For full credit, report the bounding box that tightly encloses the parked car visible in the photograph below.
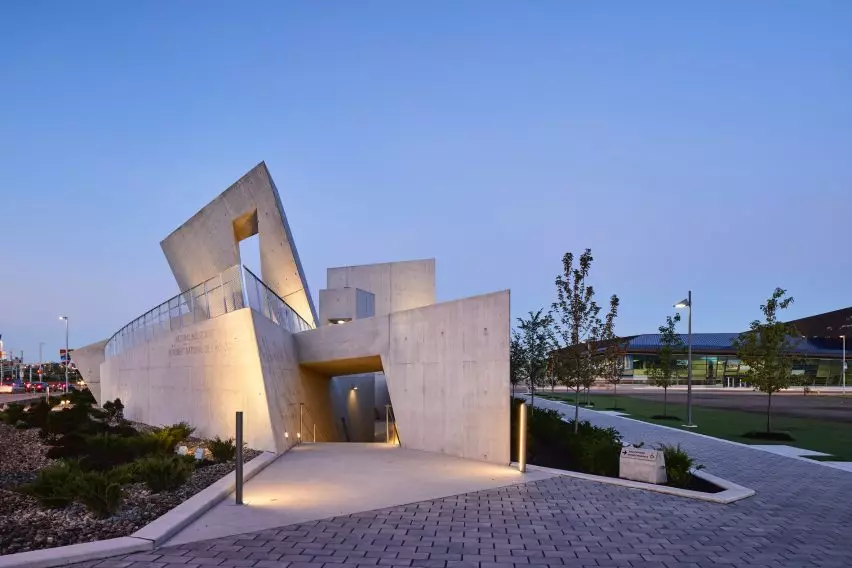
[0,381,25,394]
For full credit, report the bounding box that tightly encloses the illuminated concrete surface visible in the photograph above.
[80,163,511,463]
[165,443,555,546]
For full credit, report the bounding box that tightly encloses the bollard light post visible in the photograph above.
[235,411,244,505]
[518,402,528,473]
[385,404,391,443]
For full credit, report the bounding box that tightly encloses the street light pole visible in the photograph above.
[674,291,695,427]
[687,290,693,425]
[59,316,69,393]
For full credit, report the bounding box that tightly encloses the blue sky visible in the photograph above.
[1,1,850,363]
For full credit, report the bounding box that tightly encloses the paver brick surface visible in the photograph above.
[69,400,852,567]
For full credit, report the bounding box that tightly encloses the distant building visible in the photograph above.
[621,331,846,387]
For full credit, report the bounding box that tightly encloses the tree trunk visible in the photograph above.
[663,387,668,417]
[530,382,535,414]
[511,383,515,400]
[574,385,581,433]
[613,382,618,410]
[766,391,772,433]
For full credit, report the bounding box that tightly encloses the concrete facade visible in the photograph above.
[80,163,510,464]
[327,259,436,317]
[71,339,107,402]
[295,291,511,463]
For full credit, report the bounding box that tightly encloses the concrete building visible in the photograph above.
[75,163,510,464]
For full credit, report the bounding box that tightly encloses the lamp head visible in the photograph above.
[674,299,690,309]
[58,315,68,321]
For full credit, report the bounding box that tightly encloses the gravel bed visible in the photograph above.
[0,423,261,555]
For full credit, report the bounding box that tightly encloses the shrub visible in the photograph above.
[660,443,703,488]
[46,433,89,460]
[510,398,622,477]
[101,399,125,423]
[40,404,98,440]
[69,388,97,407]
[76,468,131,518]
[166,421,196,441]
[143,422,196,455]
[207,437,237,462]
[82,433,145,470]
[18,462,81,508]
[22,399,52,429]
[135,455,195,492]
[0,403,25,425]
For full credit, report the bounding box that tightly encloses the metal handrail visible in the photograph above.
[105,265,243,359]
[242,266,312,333]
[298,402,320,442]
[105,264,313,359]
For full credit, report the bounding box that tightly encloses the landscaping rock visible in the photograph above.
[0,422,261,555]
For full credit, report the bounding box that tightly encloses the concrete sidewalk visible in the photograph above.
[165,443,555,546]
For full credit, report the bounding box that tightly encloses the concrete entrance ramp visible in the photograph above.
[166,443,555,546]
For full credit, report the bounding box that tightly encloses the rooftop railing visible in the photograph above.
[105,265,312,359]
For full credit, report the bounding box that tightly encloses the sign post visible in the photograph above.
[235,411,244,505]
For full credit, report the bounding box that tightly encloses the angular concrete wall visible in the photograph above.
[72,339,107,404]
[251,311,337,445]
[326,259,436,317]
[383,291,510,464]
[160,162,317,327]
[295,290,511,464]
[100,308,335,452]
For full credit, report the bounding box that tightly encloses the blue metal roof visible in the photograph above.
[626,333,845,357]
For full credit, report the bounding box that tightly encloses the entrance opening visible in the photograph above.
[298,358,398,445]
[329,372,396,443]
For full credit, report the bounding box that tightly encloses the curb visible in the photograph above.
[515,463,755,504]
[132,451,279,547]
[528,395,852,473]
[0,537,152,568]
[0,452,280,568]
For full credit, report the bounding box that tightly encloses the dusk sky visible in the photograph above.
[1,1,850,363]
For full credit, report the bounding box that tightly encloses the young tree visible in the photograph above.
[647,313,684,418]
[516,309,554,411]
[733,288,797,433]
[599,295,625,409]
[551,249,616,432]
[509,330,525,399]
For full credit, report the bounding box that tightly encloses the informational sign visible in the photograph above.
[60,348,74,362]
[619,446,667,484]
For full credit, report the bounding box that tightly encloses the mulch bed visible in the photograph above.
[0,423,261,555]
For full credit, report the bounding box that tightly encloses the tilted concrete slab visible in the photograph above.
[160,162,317,327]
[70,339,107,404]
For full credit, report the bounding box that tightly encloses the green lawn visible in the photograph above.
[536,392,852,461]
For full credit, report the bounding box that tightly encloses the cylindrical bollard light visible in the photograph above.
[518,402,527,473]
[385,404,390,443]
[235,411,244,505]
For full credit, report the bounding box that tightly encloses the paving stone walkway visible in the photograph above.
[71,399,852,568]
